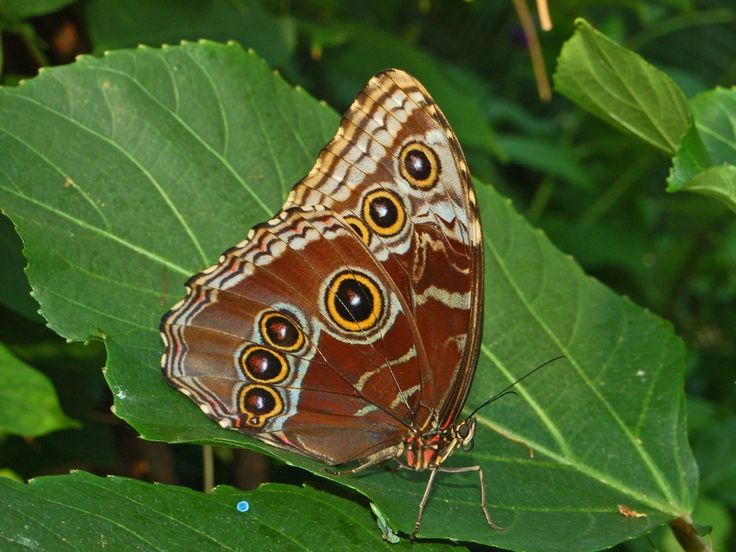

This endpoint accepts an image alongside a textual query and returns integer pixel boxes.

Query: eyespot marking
[259,311,304,352]
[343,215,371,245]
[325,270,383,332]
[239,345,289,383]
[399,142,440,189]
[239,384,283,428]
[362,190,405,237]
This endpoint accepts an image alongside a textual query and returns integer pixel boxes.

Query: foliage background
[0,1,734,550]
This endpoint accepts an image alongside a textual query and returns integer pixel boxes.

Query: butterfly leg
[438,465,504,531]
[410,467,439,539]
[325,445,403,476]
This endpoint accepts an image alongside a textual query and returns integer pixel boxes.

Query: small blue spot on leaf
[236,500,250,513]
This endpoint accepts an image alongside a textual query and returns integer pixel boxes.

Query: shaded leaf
[554,18,690,155]
[0,42,696,550]
[0,213,41,321]
[497,134,591,189]
[0,0,75,20]
[0,343,78,436]
[84,0,296,66]
[0,471,456,550]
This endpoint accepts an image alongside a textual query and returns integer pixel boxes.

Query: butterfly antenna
[467,355,566,419]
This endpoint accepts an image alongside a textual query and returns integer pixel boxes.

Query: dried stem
[511,0,552,102]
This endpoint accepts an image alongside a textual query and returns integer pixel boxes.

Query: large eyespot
[239,384,283,428]
[325,271,383,332]
[259,311,304,352]
[362,190,406,237]
[343,215,371,245]
[239,345,289,383]
[399,142,440,189]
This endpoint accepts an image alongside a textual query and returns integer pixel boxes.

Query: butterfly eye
[239,345,289,383]
[343,215,371,244]
[400,142,440,189]
[362,190,406,237]
[325,270,383,332]
[259,311,304,352]
[239,384,283,427]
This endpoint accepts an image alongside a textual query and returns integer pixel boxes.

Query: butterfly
[160,69,495,537]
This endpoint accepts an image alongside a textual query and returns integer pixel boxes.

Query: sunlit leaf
[554,18,690,155]
[0,343,78,436]
[0,471,456,550]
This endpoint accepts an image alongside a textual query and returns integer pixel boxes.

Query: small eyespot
[362,190,405,237]
[259,311,304,352]
[325,270,383,332]
[399,142,440,189]
[343,215,371,245]
[239,345,289,383]
[239,384,283,427]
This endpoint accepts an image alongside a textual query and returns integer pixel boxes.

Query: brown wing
[161,207,431,464]
[284,69,484,430]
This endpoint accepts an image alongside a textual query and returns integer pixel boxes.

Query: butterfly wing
[285,69,484,430]
[160,69,483,463]
[161,206,429,464]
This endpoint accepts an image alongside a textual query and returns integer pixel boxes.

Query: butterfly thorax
[403,418,476,470]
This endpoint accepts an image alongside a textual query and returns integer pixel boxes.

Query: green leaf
[554,18,691,155]
[668,88,736,212]
[678,165,736,212]
[688,88,736,165]
[0,343,78,436]
[83,0,296,66]
[0,213,42,321]
[0,471,456,550]
[0,42,696,549]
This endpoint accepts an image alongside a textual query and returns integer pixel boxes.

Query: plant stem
[203,445,214,493]
[669,517,713,552]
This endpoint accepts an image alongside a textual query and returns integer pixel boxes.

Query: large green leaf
[554,18,690,156]
[0,343,78,436]
[0,42,696,550]
[0,471,456,551]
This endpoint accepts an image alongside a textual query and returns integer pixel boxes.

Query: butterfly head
[453,418,477,452]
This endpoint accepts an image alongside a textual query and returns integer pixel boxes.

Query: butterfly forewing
[285,70,483,429]
[160,69,483,465]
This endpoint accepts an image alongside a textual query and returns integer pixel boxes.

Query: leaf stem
[669,517,713,552]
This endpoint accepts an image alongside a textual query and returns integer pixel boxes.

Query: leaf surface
[668,88,736,212]
[554,18,690,155]
[0,471,455,551]
[0,42,696,550]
